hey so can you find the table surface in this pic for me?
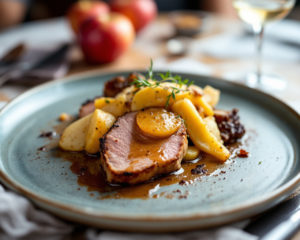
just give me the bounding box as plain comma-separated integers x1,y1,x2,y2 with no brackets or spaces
0,14,299,110
0,13,300,239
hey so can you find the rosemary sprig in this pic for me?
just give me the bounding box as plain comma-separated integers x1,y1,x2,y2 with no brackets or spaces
147,59,153,80
131,60,194,107
131,75,152,88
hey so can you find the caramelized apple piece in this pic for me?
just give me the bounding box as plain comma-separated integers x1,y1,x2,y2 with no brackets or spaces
172,98,230,162
203,85,220,107
136,108,181,138
94,97,127,117
131,83,191,111
85,109,116,154
59,114,92,151
184,146,200,161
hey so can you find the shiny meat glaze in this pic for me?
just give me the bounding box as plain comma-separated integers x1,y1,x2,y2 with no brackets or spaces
100,112,188,185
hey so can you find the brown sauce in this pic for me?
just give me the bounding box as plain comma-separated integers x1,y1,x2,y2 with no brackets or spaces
41,118,248,200
124,123,185,172
53,148,229,199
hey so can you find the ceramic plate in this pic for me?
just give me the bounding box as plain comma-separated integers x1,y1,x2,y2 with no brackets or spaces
0,71,299,232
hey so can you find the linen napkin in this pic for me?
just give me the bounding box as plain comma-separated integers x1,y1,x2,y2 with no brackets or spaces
0,185,73,240
0,182,258,240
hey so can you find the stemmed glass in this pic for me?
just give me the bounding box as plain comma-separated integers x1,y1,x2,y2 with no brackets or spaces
232,0,296,91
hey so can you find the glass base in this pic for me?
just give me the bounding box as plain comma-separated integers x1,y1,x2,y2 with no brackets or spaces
246,72,286,91
224,72,287,92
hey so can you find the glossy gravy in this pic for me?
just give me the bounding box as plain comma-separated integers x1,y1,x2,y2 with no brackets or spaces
54,148,232,199
46,118,244,200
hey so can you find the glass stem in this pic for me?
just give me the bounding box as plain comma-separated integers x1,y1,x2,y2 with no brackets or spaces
253,24,264,85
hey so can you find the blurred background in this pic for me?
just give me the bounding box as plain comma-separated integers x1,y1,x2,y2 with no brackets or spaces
0,0,300,110
1,0,299,31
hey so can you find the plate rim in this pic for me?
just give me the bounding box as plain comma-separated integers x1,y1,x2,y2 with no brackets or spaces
0,69,299,224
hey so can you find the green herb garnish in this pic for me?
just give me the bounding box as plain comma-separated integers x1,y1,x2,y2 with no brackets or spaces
131,60,194,107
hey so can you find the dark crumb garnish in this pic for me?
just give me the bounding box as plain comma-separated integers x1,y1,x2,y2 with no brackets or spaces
191,164,208,175
179,180,187,185
39,131,55,138
104,73,138,98
214,108,246,145
38,146,47,151
79,167,88,175
237,149,249,158
178,195,187,199
173,189,181,193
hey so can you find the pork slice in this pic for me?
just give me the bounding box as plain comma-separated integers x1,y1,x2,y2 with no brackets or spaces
100,111,188,185
79,100,95,118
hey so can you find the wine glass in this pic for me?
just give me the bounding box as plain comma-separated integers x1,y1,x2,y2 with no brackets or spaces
232,0,296,91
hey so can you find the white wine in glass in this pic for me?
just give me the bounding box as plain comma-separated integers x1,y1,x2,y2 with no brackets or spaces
233,0,295,90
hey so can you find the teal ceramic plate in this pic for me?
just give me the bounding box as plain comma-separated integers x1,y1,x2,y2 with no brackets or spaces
0,71,299,232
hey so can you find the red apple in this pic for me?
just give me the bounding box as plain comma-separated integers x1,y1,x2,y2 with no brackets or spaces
110,0,157,33
67,0,110,34
78,13,135,63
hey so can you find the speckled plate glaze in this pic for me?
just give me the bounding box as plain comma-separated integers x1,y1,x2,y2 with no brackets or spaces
0,71,299,232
